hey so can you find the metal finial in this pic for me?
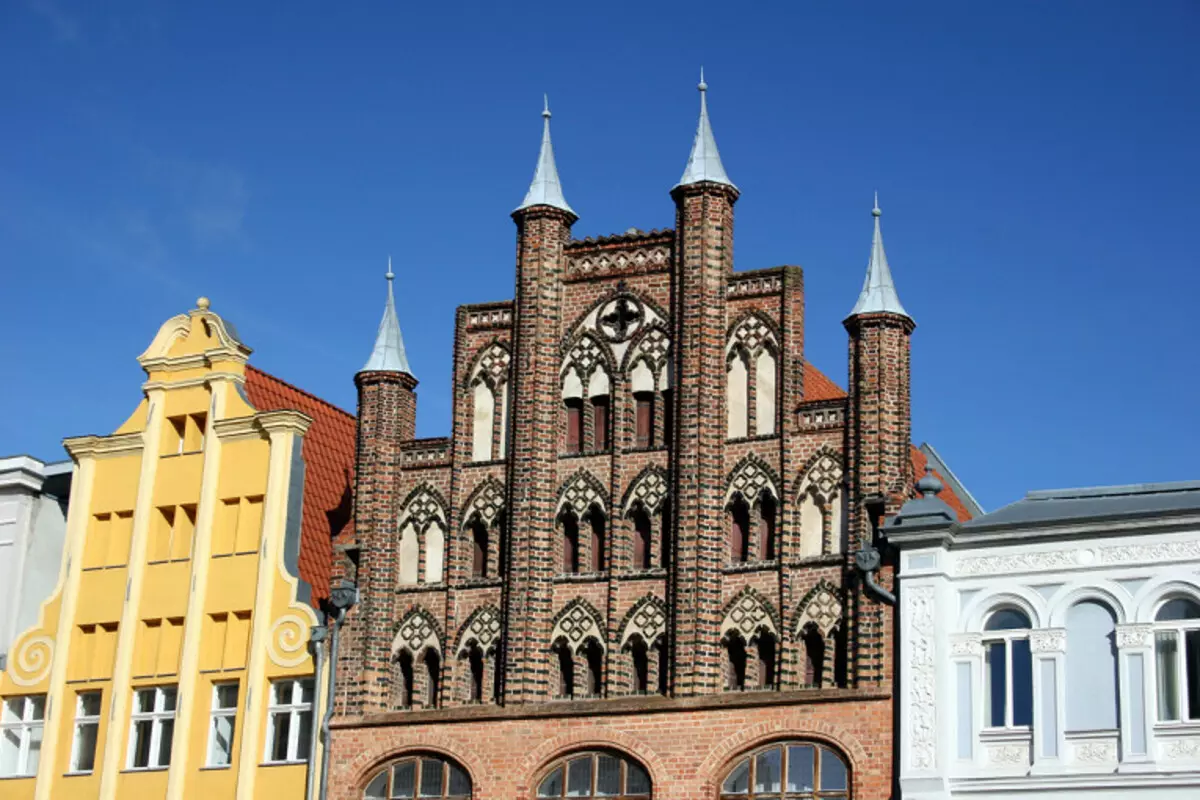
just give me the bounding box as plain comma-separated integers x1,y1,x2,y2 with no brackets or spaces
542,93,551,119
385,256,394,281
698,66,707,92
872,191,881,217
916,466,944,498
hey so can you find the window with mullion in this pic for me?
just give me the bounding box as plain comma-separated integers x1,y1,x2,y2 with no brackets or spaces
1154,597,1200,723
206,682,239,767
70,691,102,773
127,685,177,770
982,609,1033,730
720,742,849,799
0,694,46,777
363,754,472,799
536,751,651,798
264,678,313,764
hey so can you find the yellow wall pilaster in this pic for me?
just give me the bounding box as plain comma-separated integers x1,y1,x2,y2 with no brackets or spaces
96,388,166,800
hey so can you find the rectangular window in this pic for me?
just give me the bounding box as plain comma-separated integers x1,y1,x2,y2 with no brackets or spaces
206,683,238,768
1157,627,1200,722
127,686,177,770
660,389,673,447
591,397,609,452
184,413,207,453
70,691,102,773
985,637,1033,728
264,679,314,764
166,415,187,455
565,401,582,454
0,695,45,777
635,394,653,449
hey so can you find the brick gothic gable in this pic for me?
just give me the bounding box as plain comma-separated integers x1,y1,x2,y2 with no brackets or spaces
330,195,974,798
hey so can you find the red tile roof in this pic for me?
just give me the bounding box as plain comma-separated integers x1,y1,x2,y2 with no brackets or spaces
244,365,356,603
804,361,974,522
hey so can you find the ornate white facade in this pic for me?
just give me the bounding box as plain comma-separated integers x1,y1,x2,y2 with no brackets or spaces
891,476,1200,799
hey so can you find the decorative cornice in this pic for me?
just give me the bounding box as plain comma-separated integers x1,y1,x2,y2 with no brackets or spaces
1030,628,1067,654
1115,623,1154,650
949,633,984,658
256,409,313,437
63,432,144,459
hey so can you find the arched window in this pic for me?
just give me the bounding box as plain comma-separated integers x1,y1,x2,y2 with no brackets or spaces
554,641,575,699
398,523,419,586
561,513,580,574
424,522,445,584
631,507,652,570
727,353,749,439
1066,600,1118,731
630,637,650,693
423,650,441,709
470,520,488,579
754,349,776,436
729,497,751,564
720,742,849,798
537,751,651,799
467,644,485,704
756,632,777,689
725,633,748,691
589,511,606,572
589,370,611,453
757,494,777,561
396,650,414,708
801,626,825,688
583,639,604,697
472,381,495,462
364,754,471,799
983,607,1033,729
1154,596,1200,722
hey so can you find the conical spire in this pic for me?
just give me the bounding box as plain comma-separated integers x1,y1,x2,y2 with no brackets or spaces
675,68,736,191
361,257,413,375
846,194,911,321
515,95,575,216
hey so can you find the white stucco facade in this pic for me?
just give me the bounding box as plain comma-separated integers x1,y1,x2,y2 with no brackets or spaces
892,479,1200,799
0,456,71,671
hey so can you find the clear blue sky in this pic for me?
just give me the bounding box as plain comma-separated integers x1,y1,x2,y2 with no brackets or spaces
2,1,1197,512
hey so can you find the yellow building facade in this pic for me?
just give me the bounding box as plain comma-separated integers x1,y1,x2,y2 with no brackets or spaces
0,299,355,800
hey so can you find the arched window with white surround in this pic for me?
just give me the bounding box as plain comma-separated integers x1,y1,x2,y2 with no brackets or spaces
467,342,510,463
562,335,612,455
720,741,849,799
1065,599,1118,732
536,751,651,799
983,607,1033,729
363,753,471,799
726,314,780,440
1154,596,1200,722
397,487,448,587
727,351,749,439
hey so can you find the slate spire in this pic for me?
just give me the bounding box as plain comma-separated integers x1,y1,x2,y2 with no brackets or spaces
515,95,575,216
675,68,736,190
847,194,911,321
361,257,413,375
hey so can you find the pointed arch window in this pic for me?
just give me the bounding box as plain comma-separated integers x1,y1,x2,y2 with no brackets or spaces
756,632,777,689
756,494,777,561
801,626,824,688
470,520,488,579
589,510,606,572
632,507,652,571
467,645,485,704
727,353,749,439
561,512,580,574
422,650,441,709
725,633,748,691
554,640,575,699
583,639,604,697
395,651,414,708
729,497,751,564
630,637,650,694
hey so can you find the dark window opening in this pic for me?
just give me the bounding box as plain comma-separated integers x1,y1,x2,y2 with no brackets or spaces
562,514,580,574
565,399,583,454
589,512,606,572
757,494,777,561
592,396,610,452
757,634,777,689
730,498,750,563
634,393,653,449
423,650,441,708
397,650,414,708
632,508,652,570
584,640,603,697
471,520,488,578
726,635,748,691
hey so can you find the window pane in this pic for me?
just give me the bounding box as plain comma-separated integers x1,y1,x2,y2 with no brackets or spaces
986,609,1031,631
215,684,239,709
1157,631,1181,721
595,754,620,795
447,763,472,797
566,756,592,796
269,713,291,761
209,716,234,766
986,642,1007,726
271,682,288,706
0,728,19,775
1012,638,1033,727
722,759,750,793
1157,598,1200,621
156,718,174,766
786,745,814,791
135,689,157,715
79,692,102,718
364,771,388,799
537,766,564,797
625,761,651,795
419,758,445,797
28,697,45,721
26,724,42,774
73,722,99,771
1186,629,1200,721
131,718,153,767
754,747,782,793
160,687,178,712
295,709,313,762
392,760,417,798
819,748,848,790
1,699,21,724
300,680,315,705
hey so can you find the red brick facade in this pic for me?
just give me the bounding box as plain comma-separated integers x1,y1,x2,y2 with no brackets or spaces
328,180,958,799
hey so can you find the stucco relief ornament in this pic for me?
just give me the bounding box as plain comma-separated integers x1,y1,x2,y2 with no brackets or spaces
1164,738,1200,760
8,635,54,687
1030,629,1067,654
803,452,843,502
267,613,310,668
597,296,644,343
949,634,984,658
907,586,937,772
988,745,1028,766
1074,740,1116,763
1115,624,1153,649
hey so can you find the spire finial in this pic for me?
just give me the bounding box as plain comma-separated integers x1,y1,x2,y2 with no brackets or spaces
515,95,575,216
361,259,413,375
675,69,736,191
846,193,911,321
916,466,944,498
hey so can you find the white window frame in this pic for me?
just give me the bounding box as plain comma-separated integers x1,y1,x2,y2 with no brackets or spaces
0,695,45,777
982,614,1033,732
206,682,239,768
126,685,177,770
1153,599,1200,724
69,690,102,773
263,678,313,764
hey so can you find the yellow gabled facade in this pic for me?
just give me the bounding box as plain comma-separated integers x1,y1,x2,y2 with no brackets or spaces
0,299,330,800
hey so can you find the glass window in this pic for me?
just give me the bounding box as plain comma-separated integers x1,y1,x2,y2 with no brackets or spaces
127,686,176,770
537,751,651,798
264,678,313,764
721,742,849,798
983,608,1033,728
0,695,45,777
1155,596,1200,722
207,682,239,767
70,691,102,773
362,754,471,799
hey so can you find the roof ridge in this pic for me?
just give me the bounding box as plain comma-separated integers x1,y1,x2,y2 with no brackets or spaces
245,364,356,422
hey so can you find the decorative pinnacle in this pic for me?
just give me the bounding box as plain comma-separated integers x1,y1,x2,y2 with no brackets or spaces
543,93,551,119
196,296,210,310
916,466,944,498
873,191,881,217
385,255,394,281
675,68,736,191
515,94,575,216
699,66,707,92
846,192,911,321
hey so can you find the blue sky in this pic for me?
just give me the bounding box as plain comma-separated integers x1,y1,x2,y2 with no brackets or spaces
2,1,1197,512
